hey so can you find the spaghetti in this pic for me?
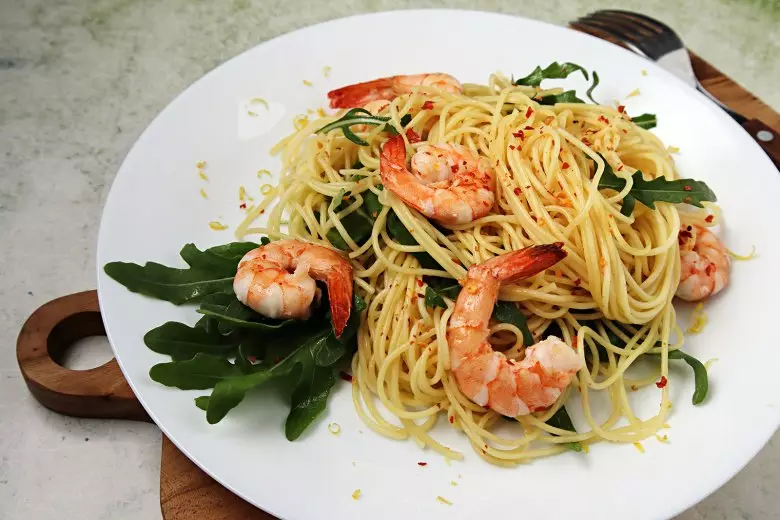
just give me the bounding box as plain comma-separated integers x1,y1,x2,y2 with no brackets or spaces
236,73,717,465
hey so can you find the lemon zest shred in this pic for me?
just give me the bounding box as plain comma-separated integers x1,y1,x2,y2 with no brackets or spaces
727,246,756,261
257,169,271,178
323,65,331,77
667,146,680,154
328,422,342,435
303,79,313,87
351,489,361,500
249,97,269,109
436,496,453,506
581,443,590,453
317,107,326,118
686,303,708,334
199,171,209,181
247,111,258,117
238,185,247,201
209,221,228,231
199,188,208,199
626,88,640,98
450,480,458,486
633,442,645,453
655,434,669,443
196,161,207,169
641,69,648,76
705,357,719,370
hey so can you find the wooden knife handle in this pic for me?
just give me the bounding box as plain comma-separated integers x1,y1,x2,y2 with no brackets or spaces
741,118,780,169
16,290,150,422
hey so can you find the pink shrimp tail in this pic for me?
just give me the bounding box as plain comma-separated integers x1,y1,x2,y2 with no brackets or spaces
478,243,567,282
328,78,396,108
326,269,353,337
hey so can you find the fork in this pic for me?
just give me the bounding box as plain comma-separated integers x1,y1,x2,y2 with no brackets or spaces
572,10,780,168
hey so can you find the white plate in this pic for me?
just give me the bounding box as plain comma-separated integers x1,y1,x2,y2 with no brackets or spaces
97,9,780,520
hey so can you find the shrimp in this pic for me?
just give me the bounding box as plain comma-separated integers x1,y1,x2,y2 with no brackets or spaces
379,134,496,225
676,224,730,301
447,244,584,417
233,239,353,337
328,73,463,109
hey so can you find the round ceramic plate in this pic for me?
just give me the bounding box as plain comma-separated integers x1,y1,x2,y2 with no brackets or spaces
97,9,780,520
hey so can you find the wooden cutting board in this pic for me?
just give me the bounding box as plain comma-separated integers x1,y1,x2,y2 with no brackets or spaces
15,36,780,520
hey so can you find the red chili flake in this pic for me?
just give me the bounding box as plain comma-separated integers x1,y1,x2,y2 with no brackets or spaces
421,100,434,110
448,416,454,424
705,263,715,275
450,164,459,173
526,106,533,118
683,196,692,204
598,115,610,124
655,376,668,389
239,203,247,209
678,229,693,245
513,187,522,195
617,105,626,113
561,162,570,170
508,145,516,150
687,225,692,231
683,185,692,191
524,125,534,130
417,462,428,467
544,116,554,125
339,371,353,382
581,138,591,146
405,128,421,143
573,278,582,287
573,119,579,124
705,215,714,223
416,279,424,287
259,209,265,214
512,130,525,139
572,334,578,346
617,164,624,171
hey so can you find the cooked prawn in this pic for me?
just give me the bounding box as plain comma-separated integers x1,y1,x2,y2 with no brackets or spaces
676,224,730,301
447,244,583,417
328,73,463,109
233,239,353,336
380,135,496,225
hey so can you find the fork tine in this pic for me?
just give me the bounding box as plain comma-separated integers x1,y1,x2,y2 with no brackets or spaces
576,14,647,46
583,12,656,42
576,11,681,59
592,10,683,44
569,21,628,48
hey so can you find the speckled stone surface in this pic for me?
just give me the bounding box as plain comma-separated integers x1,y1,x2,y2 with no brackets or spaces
1,1,778,518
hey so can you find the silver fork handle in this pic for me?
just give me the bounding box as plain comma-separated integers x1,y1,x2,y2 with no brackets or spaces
695,83,746,124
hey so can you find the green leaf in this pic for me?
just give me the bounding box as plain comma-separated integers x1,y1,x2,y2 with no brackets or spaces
596,154,716,212
668,350,709,405
180,242,258,277
400,114,413,126
545,406,583,452
492,301,535,348
315,108,396,146
425,281,535,346
385,210,442,270
363,187,384,218
514,62,589,87
197,298,295,332
194,396,210,410
285,364,336,440
150,353,242,390
620,195,637,217
586,71,600,103
103,243,257,305
537,90,584,105
632,113,657,130
144,322,238,361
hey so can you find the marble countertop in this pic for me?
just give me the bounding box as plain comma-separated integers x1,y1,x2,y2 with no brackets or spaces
1,0,778,518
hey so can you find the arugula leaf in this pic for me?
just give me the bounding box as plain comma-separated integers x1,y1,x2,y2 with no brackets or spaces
286,364,337,440
538,90,584,105
385,211,442,270
632,113,658,130
180,242,258,277
104,242,256,305
425,281,534,345
595,154,716,214
586,71,600,103
144,322,238,361
668,350,709,405
150,353,242,390
315,108,398,146
194,396,210,410
545,406,583,452
198,298,295,332
514,62,589,87
493,301,535,347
